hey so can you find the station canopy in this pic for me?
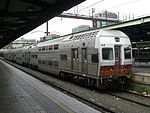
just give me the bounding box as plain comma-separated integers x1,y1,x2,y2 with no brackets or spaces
105,16,150,43
0,0,85,48
0,0,150,49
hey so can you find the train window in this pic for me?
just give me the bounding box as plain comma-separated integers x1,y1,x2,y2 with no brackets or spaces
54,44,59,50
91,54,98,63
102,48,113,60
49,61,52,65
38,47,41,51
53,61,59,67
42,46,45,51
124,48,131,59
46,46,49,51
49,45,53,50
42,60,45,64
46,60,49,65
60,54,67,61
38,60,41,64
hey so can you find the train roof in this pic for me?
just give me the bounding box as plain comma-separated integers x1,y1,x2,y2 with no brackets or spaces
36,29,128,47
96,29,129,38
37,37,64,47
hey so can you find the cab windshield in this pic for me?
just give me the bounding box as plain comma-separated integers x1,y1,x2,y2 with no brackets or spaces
102,48,113,60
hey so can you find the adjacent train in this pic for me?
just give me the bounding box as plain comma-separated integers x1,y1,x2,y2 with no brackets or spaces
132,48,150,63
4,29,132,88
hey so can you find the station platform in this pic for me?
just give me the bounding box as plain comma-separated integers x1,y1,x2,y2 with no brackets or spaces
0,60,101,113
132,66,150,85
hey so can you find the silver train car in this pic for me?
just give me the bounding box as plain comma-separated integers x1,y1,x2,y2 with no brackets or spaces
4,29,132,88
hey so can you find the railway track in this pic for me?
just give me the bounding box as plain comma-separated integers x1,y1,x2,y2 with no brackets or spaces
131,80,150,86
5,60,150,113
24,75,150,113
106,90,150,108
28,74,150,113
41,78,116,113
29,69,150,110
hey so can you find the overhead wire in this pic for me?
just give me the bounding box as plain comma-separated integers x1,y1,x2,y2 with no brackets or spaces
49,0,143,25
78,0,104,12
79,0,142,12
104,0,142,10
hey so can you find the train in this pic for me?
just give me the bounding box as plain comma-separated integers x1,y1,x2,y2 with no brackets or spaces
4,29,132,88
132,48,150,63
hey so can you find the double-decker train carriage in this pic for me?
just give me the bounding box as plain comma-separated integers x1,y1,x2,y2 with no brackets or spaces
132,48,150,63
132,41,150,63
4,29,132,88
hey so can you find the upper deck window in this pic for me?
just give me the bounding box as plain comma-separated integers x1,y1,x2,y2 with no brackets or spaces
49,45,53,50
91,54,98,63
42,46,45,51
38,47,41,51
54,44,59,50
124,48,131,59
102,48,113,60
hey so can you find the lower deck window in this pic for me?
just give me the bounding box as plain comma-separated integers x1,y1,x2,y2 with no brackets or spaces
38,60,41,64
91,54,98,63
49,61,52,65
102,48,113,60
60,54,67,61
53,61,58,67
42,60,45,64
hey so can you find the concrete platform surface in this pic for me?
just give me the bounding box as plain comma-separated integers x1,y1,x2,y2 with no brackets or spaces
0,60,101,113
132,65,150,84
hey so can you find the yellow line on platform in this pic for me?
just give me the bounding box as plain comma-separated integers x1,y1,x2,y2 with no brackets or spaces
19,75,74,113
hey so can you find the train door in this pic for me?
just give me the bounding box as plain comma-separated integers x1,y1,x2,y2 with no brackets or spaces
25,52,27,63
81,48,88,73
71,49,79,71
25,52,30,64
114,45,121,74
